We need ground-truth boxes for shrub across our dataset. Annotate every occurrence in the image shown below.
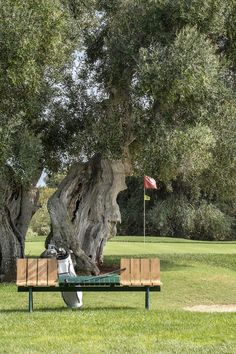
[28,187,54,237]
[26,228,38,238]
[192,202,233,240]
[147,196,233,240]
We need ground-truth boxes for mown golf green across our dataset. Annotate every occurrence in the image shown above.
[0,237,235,354]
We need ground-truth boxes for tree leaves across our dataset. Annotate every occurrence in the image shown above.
[0,0,76,185]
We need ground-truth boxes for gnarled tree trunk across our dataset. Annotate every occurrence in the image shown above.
[0,174,39,282]
[46,155,128,274]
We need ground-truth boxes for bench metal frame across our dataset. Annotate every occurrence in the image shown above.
[18,285,160,312]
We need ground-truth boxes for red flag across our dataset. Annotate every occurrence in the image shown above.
[144,176,157,189]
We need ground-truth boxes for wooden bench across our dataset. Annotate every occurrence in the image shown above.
[17,258,161,312]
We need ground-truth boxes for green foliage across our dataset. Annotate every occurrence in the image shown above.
[138,26,221,109]
[137,124,216,184]
[192,202,233,240]
[47,1,236,194]
[0,0,72,93]
[26,228,38,239]
[28,187,55,237]
[202,102,236,204]
[44,171,66,188]
[0,0,76,185]
[118,177,235,240]
[225,1,236,72]
[117,177,144,235]
[80,2,235,184]
[1,0,236,243]
[10,132,43,185]
[148,197,233,240]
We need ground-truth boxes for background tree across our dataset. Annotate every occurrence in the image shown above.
[28,187,55,238]
[0,0,79,280]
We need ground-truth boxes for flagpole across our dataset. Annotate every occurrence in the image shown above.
[143,176,157,244]
[144,186,146,243]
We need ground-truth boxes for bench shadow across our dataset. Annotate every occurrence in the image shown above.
[40,306,136,312]
[0,306,136,313]
[0,309,30,313]
[0,307,67,314]
[160,259,193,272]
[104,255,193,272]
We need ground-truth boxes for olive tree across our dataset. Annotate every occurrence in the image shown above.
[0,0,77,280]
[45,0,236,272]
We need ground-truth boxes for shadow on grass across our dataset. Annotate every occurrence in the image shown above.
[0,306,67,314]
[80,306,137,312]
[104,255,193,272]
[110,240,236,244]
[0,306,137,313]
[104,253,236,272]
[159,259,192,272]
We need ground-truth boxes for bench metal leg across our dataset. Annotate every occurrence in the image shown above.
[145,287,150,310]
[29,287,33,313]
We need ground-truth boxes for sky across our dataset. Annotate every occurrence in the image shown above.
[36,170,47,187]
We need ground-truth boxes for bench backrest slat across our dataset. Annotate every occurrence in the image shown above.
[17,259,27,286]
[17,258,58,287]
[120,258,160,286]
[120,259,131,286]
[27,259,38,286]
[48,258,58,286]
[140,258,151,286]
[131,258,141,286]
[37,259,48,286]
[150,258,160,285]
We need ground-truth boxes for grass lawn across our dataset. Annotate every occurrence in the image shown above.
[0,237,235,353]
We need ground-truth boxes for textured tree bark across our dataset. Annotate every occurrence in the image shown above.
[46,155,128,274]
[0,174,39,282]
